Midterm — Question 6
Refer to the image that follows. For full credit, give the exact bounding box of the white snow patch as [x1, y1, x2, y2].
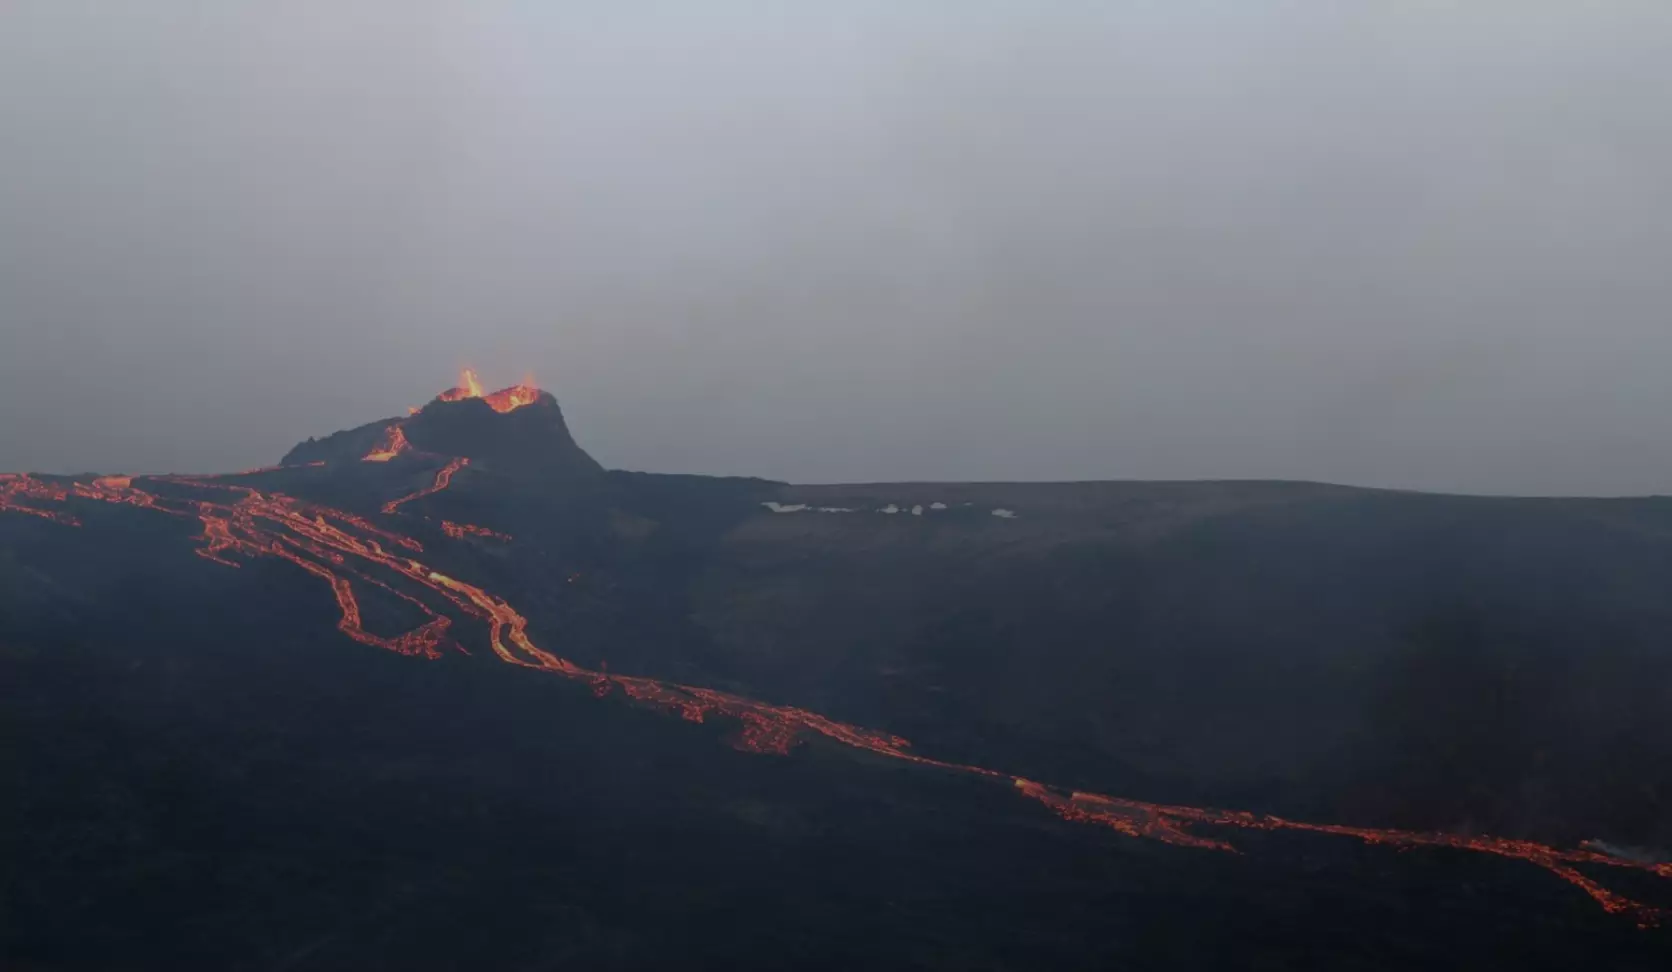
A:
[991, 508, 1017, 519]
[762, 499, 968, 517]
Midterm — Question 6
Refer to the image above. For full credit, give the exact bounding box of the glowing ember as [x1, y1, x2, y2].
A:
[5, 465, 1671, 927]
[362, 424, 411, 462]
[442, 520, 512, 542]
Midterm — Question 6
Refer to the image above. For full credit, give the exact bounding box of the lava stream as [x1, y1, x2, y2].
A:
[4, 470, 1671, 927]
[441, 521, 512, 542]
[0, 474, 79, 525]
[382, 457, 468, 514]
[482, 383, 539, 413]
[362, 424, 411, 462]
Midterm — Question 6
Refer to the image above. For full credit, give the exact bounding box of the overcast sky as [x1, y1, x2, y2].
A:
[3, 3, 1670, 494]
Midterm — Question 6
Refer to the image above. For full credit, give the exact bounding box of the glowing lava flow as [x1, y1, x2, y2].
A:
[1007, 783, 1670, 926]
[382, 457, 468, 514]
[441, 521, 512, 542]
[364, 369, 544, 505]
[0, 474, 79, 525]
[432, 368, 540, 413]
[4, 472, 1671, 927]
[362, 424, 411, 462]
[437, 368, 487, 403]
[482, 383, 540, 413]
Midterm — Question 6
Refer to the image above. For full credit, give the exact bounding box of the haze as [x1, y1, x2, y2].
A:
[2, 3, 1669, 495]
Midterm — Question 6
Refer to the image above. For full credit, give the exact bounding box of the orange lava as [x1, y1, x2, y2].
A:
[5, 464, 1671, 927]
[72, 476, 160, 510]
[482, 384, 540, 413]
[442, 520, 512, 542]
[1008, 782, 1671, 926]
[382, 457, 468, 515]
[431, 369, 539, 413]
[362, 424, 411, 462]
[0, 474, 80, 525]
[437, 368, 486, 403]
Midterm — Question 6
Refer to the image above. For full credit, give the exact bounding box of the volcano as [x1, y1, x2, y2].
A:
[4, 374, 1672, 969]
[282, 371, 602, 481]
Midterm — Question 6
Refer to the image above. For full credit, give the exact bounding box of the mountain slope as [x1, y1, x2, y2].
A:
[3, 376, 1671, 967]
[676, 481, 1672, 845]
[2, 495, 1667, 969]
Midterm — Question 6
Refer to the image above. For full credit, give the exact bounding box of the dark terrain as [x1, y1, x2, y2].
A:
[3, 379, 1670, 969]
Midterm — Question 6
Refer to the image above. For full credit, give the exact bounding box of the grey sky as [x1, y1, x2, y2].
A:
[2, 3, 1670, 494]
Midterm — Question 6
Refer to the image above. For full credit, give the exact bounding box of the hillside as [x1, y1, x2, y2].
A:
[3, 375, 1670, 969]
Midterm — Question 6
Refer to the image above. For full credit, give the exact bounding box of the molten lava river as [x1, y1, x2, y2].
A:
[4, 459, 1671, 927]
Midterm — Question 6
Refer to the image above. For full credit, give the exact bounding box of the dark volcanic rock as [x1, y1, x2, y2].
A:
[279, 390, 602, 484]
[402, 392, 602, 481]
[280, 416, 403, 466]
[10, 394, 1672, 968]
